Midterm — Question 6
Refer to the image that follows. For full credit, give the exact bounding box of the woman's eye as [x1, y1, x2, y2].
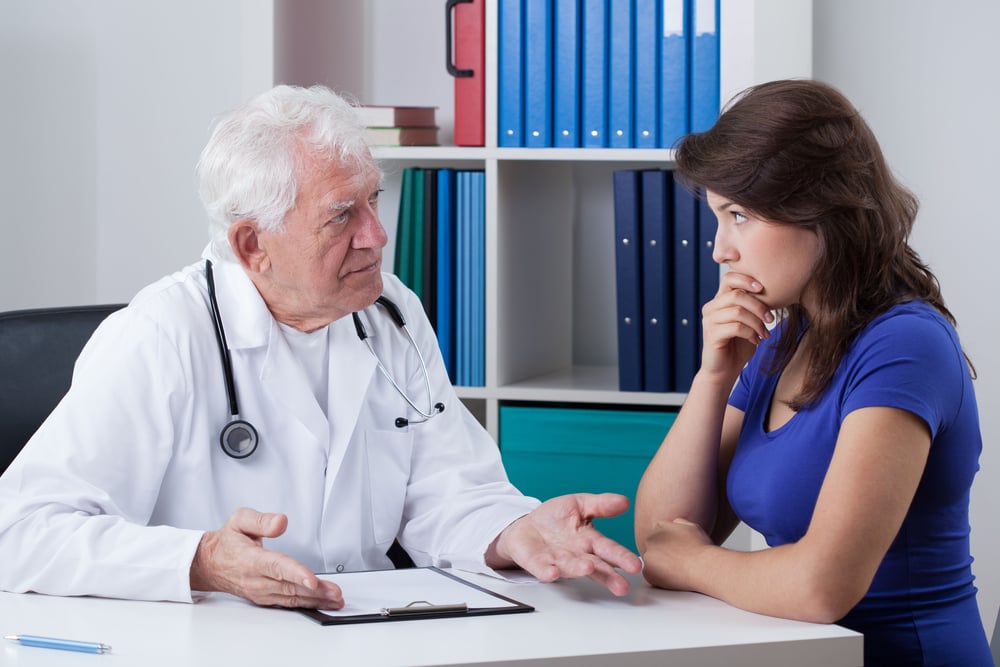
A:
[733, 211, 747, 224]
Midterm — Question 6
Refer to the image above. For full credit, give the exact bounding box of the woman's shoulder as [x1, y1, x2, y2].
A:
[859, 300, 958, 350]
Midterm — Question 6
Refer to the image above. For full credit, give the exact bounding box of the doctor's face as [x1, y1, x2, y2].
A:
[252, 149, 387, 331]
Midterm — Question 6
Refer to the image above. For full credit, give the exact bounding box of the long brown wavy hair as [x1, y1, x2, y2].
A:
[675, 79, 970, 410]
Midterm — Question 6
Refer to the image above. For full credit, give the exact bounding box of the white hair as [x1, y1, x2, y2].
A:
[196, 85, 374, 257]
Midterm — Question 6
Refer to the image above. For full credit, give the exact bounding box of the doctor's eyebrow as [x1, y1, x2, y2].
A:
[327, 199, 355, 212]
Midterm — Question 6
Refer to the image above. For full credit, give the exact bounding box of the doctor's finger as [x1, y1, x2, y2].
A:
[583, 560, 633, 597]
[586, 532, 643, 574]
[573, 492, 630, 521]
[258, 549, 325, 592]
[248, 577, 344, 610]
[550, 552, 631, 597]
[226, 507, 289, 540]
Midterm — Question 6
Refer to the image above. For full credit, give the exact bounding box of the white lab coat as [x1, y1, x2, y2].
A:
[0, 247, 538, 602]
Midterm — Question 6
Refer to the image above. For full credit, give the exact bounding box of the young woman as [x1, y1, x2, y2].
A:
[634, 79, 991, 666]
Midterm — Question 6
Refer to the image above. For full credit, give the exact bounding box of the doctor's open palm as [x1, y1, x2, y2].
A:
[189, 507, 344, 610]
[487, 493, 643, 596]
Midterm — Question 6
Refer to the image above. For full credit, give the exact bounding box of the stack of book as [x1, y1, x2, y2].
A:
[613, 169, 718, 393]
[359, 106, 440, 147]
[394, 167, 485, 387]
[498, 0, 720, 149]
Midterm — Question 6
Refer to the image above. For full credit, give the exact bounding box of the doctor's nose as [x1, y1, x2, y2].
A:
[353, 210, 388, 250]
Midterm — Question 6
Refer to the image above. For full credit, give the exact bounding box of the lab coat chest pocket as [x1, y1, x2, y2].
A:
[364, 429, 414, 545]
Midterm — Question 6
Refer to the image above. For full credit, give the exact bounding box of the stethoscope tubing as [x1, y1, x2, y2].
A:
[205, 260, 443, 458]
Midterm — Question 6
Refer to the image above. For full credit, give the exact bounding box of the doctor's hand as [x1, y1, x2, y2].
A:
[189, 507, 344, 610]
[486, 493, 643, 596]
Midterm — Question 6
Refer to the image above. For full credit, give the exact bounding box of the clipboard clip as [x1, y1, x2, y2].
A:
[380, 601, 469, 617]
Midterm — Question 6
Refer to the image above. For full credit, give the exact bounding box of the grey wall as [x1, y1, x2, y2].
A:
[814, 0, 1000, 635]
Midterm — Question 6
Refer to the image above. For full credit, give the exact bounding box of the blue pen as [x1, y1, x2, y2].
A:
[5, 634, 112, 654]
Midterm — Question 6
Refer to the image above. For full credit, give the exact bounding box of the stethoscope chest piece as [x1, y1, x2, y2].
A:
[206, 259, 262, 460]
[220, 419, 259, 459]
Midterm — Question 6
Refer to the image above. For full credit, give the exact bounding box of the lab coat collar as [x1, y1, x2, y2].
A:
[199, 246, 378, 458]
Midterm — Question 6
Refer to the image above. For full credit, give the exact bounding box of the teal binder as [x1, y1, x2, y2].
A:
[500, 405, 677, 552]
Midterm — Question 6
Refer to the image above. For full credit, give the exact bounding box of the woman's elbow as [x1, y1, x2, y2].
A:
[793, 572, 867, 624]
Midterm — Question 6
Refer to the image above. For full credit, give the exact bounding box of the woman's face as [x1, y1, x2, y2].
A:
[706, 190, 822, 313]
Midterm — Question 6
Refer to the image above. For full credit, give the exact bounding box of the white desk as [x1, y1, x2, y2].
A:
[0, 572, 861, 666]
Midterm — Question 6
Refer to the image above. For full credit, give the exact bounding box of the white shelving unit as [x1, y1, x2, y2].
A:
[277, 0, 811, 441]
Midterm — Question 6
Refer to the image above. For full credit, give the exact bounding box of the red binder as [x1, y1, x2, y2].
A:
[447, 0, 485, 146]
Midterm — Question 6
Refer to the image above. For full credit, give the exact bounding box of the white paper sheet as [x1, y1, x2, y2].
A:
[316, 568, 520, 618]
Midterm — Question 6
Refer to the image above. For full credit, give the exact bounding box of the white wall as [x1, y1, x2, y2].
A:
[0, 0, 273, 310]
[814, 0, 1000, 635]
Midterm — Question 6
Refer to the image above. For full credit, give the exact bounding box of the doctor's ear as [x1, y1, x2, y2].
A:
[228, 219, 271, 274]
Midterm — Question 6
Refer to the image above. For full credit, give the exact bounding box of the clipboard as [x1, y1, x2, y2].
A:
[297, 567, 534, 625]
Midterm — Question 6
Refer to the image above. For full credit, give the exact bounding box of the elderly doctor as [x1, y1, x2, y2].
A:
[0, 85, 642, 609]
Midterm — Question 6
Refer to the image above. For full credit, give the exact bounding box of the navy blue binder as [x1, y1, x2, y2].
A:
[553, 0, 581, 147]
[524, 0, 553, 147]
[672, 172, 698, 391]
[608, 0, 634, 148]
[696, 192, 719, 332]
[613, 170, 644, 391]
[498, 0, 524, 147]
[641, 170, 674, 392]
[581, 0, 608, 148]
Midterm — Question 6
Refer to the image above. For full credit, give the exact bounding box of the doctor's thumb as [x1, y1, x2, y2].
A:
[228, 507, 289, 539]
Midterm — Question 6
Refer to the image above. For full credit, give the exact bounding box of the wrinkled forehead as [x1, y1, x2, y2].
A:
[296, 142, 382, 184]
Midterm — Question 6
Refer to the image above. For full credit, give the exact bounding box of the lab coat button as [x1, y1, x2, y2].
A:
[336, 564, 345, 573]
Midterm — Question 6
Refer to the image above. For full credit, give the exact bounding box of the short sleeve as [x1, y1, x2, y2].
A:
[840, 307, 967, 440]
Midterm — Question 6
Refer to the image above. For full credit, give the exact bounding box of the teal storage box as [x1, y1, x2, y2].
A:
[499, 405, 677, 552]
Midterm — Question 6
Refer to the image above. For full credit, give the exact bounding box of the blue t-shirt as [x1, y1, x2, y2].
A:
[727, 301, 991, 666]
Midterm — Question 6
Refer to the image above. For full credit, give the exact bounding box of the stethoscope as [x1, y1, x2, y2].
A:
[205, 259, 444, 459]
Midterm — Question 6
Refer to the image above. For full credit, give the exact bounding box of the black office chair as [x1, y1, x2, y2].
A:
[0, 304, 125, 474]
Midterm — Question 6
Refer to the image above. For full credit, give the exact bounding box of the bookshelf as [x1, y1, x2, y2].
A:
[275, 0, 812, 441]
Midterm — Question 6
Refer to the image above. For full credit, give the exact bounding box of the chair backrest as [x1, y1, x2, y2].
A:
[0, 304, 125, 474]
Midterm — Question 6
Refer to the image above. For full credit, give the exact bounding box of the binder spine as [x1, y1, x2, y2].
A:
[553, 0, 581, 147]
[524, 0, 554, 147]
[498, 0, 525, 146]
